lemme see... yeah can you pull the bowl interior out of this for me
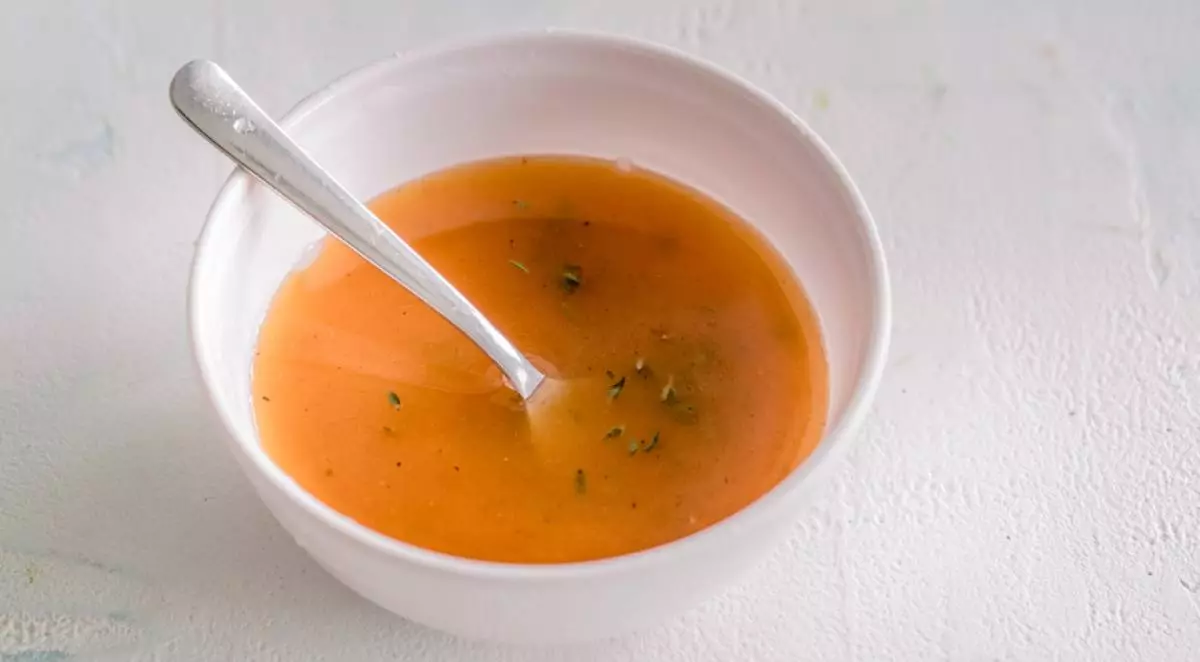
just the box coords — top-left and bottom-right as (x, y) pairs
(192, 34), (884, 557)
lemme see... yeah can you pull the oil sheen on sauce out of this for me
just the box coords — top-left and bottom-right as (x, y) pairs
(252, 156), (828, 563)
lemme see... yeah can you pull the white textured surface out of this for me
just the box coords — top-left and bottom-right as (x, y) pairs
(1, 1), (1198, 660)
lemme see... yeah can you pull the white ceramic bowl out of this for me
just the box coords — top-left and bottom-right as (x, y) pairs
(189, 31), (889, 644)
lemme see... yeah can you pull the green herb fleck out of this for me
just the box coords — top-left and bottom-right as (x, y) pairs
(387, 391), (402, 410)
(513, 199), (530, 210)
(509, 260), (529, 273)
(562, 264), (583, 293)
(644, 431), (660, 453)
(628, 440), (640, 456)
(603, 425), (626, 440)
(813, 88), (831, 111)
(607, 376), (626, 402)
(261, 395), (271, 402)
(575, 468), (587, 494)
(660, 376), (677, 404)
(605, 369), (615, 380)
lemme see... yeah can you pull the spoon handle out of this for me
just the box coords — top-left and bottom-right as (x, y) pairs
(170, 60), (544, 400)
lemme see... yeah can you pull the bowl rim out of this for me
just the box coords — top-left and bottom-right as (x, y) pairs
(188, 28), (891, 581)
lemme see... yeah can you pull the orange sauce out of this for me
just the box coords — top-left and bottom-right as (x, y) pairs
(253, 156), (827, 563)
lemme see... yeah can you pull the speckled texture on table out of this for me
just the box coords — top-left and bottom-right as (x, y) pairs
(2, 1), (1198, 660)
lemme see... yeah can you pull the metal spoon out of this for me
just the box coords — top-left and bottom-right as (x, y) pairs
(170, 60), (545, 400)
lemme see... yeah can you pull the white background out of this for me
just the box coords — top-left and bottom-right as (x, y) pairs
(2, 1), (1199, 660)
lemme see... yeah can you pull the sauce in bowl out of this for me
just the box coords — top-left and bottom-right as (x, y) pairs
(252, 156), (827, 563)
